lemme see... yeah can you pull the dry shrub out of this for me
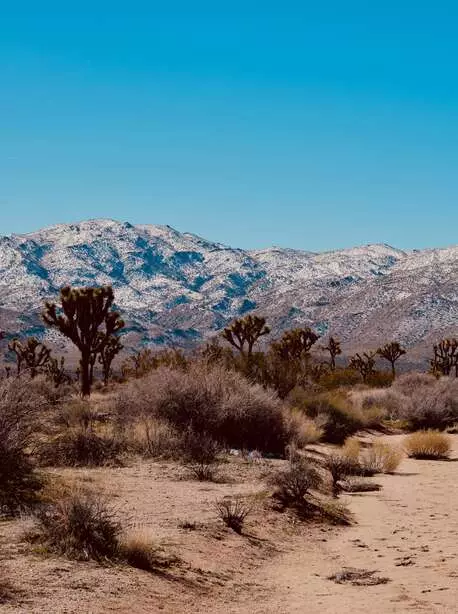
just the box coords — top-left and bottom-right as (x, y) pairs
(317, 368), (362, 389)
(283, 410), (323, 447)
(349, 388), (408, 422)
(324, 454), (360, 497)
(341, 437), (362, 461)
(115, 365), (297, 454)
(392, 372), (437, 396)
(301, 393), (377, 444)
(270, 458), (322, 507)
(0, 377), (46, 515)
(31, 491), (121, 561)
(351, 375), (458, 431)
(215, 497), (252, 534)
(180, 429), (220, 481)
(120, 531), (178, 571)
(399, 377), (458, 430)
(137, 418), (183, 458)
(404, 430), (452, 459)
(38, 429), (122, 467)
(360, 441), (403, 474)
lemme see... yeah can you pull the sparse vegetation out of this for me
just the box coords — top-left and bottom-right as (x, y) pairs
(404, 430), (451, 459)
(215, 497), (252, 534)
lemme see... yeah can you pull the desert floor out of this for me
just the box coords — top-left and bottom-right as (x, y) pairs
(1, 434), (457, 614)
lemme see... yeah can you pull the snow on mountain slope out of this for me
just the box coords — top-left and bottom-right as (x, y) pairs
(0, 219), (456, 364)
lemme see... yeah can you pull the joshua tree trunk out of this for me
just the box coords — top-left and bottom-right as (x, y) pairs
(81, 350), (91, 397)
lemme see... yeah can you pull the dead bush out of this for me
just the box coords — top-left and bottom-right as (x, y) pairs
(404, 430), (451, 459)
(215, 497), (252, 534)
(31, 491), (121, 561)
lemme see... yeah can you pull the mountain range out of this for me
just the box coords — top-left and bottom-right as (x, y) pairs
(0, 219), (457, 368)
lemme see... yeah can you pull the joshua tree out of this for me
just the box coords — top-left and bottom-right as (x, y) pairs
(98, 335), (123, 385)
(8, 337), (51, 377)
(271, 327), (320, 362)
(43, 286), (124, 396)
(377, 341), (406, 378)
(321, 336), (342, 371)
(430, 338), (458, 377)
(349, 351), (377, 382)
(222, 315), (270, 357)
(46, 356), (70, 387)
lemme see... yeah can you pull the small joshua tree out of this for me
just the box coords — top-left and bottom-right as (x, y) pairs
(430, 338), (458, 377)
(349, 351), (377, 382)
(43, 286), (124, 396)
(46, 356), (71, 388)
(321, 336), (342, 371)
(222, 315), (270, 357)
(98, 335), (123, 385)
(377, 341), (406, 379)
(8, 337), (51, 378)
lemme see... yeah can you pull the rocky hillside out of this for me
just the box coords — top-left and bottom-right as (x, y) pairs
(0, 219), (456, 366)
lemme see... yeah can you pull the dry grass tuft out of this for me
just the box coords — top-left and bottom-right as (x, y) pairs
(404, 430), (452, 460)
(119, 531), (178, 572)
(361, 441), (403, 474)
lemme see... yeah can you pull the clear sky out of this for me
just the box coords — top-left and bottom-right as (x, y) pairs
(1, 2), (457, 251)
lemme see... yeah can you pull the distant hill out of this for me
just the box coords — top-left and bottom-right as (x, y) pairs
(0, 218), (457, 368)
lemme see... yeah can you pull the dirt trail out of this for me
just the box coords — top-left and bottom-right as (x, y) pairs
(203, 435), (458, 614)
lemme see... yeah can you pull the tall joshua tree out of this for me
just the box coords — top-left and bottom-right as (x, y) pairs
(430, 338), (458, 377)
(377, 341), (406, 378)
(222, 315), (270, 357)
(98, 335), (123, 385)
(43, 286), (124, 396)
(8, 337), (51, 377)
(321, 336), (342, 371)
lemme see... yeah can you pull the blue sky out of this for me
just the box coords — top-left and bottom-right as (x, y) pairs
(1, 2), (457, 251)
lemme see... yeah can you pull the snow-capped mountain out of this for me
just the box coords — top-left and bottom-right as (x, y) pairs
(0, 219), (457, 367)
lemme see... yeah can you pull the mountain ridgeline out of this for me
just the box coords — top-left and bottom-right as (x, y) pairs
(0, 219), (457, 366)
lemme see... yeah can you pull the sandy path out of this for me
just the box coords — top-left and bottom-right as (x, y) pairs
(208, 435), (458, 614)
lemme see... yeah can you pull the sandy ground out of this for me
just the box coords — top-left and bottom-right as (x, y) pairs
(1, 435), (457, 614)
